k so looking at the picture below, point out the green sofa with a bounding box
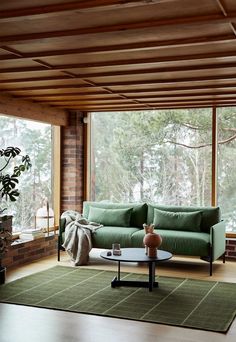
[58,201,226,275]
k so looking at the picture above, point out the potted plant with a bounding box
[0,146,31,284]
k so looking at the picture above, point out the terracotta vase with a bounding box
[143,232,162,258]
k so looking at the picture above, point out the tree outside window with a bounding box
[0,115,53,232]
[90,108,236,233]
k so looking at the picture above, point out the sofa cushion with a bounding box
[83,202,147,228]
[92,226,140,249]
[147,204,220,233]
[88,207,132,227]
[131,229,210,256]
[153,208,202,232]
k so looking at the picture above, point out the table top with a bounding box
[100,248,172,263]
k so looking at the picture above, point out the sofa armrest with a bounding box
[210,220,226,261]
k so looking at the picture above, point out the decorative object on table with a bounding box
[143,223,162,257]
[35,199,55,236]
[112,243,121,256]
[143,223,155,254]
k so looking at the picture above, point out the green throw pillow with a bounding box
[88,207,133,227]
[153,208,202,232]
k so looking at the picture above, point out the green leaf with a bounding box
[3,147,21,158]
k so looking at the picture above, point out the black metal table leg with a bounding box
[148,261,158,291]
[111,260,158,291]
[118,261,120,280]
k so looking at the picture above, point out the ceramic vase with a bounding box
[143,232,162,257]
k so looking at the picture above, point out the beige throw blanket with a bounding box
[61,210,102,266]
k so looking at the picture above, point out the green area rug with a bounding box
[1,266,236,333]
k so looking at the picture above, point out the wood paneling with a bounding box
[1,0,236,111]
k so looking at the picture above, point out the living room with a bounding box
[1,1,236,341]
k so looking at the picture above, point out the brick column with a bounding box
[226,239,236,259]
[61,111,84,213]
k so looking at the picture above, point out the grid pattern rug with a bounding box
[1,266,236,333]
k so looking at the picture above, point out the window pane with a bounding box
[90,109,212,206]
[0,115,53,232]
[218,107,236,233]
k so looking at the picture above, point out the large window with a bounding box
[218,107,236,234]
[90,108,236,234]
[90,109,212,205]
[0,115,53,232]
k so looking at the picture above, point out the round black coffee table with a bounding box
[100,248,172,292]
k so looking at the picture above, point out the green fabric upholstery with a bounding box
[147,204,220,233]
[153,208,202,232]
[92,226,140,249]
[83,201,147,228]
[88,207,133,227]
[210,221,226,261]
[131,229,210,256]
[58,202,225,273]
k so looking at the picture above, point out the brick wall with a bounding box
[2,235,58,268]
[226,239,236,259]
[61,111,84,213]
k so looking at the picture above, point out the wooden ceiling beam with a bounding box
[19,92,236,101]
[0,76,72,83]
[97,74,236,86]
[6,82,236,95]
[49,96,236,105]
[16,89,236,100]
[2,59,236,75]
[1,84,95,91]
[128,91,236,99]
[1,13,236,44]
[0,34,235,61]
[58,100,236,110]
[62,99,236,108]
[0,1,171,21]
[3,77,236,93]
[0,92,69,126]
[140,96,236,103]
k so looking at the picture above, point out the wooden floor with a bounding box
[1,250,236,342]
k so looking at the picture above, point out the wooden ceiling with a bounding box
[1,0,236,112]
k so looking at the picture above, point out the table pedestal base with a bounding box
[112,260,158,291]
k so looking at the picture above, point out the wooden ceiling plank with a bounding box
[1,13,236,44]
[129,91,236,99]
[2,59,236,75]
[0,0,172,21]
[0,75,72,83]
[97,74,236,86]
[3,77,236,94]
[4,81,236,94]
[0,34,235,61]
[121,83,236,93]
[1,84,95,91]
[140,96,236,103]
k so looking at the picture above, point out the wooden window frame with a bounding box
[86,109,236,237]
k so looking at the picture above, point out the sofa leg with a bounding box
[222,252,226,264]
[209,246,213,276]
[58,236,61,262]
[210,259,213,276]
